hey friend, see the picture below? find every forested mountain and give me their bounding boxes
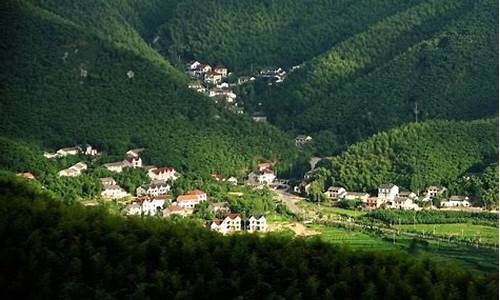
[322,118,498,199]
[1,175,497,299]
[0,0,300,176]
[261,0,498,150]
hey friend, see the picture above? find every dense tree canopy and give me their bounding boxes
[0,175,498,299]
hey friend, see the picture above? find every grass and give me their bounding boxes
[395,223,499,245]
[309,223,499,274]
[297,201,366,218]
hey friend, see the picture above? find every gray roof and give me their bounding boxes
[379,183,396,189]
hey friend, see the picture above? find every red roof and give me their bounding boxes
[169,204,184,212]
[177,194,198,202]
[187,189,206,196]
[226,213,240,220]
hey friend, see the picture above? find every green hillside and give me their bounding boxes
[0,0,299,176]
[158,0,424,72]
[1,175,497,299]
[323,118,498,199]
[262,0,498,150]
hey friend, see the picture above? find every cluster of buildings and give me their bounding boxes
[103,148,144,173]
[207,214,267,235]
[44,145,98,159]
[323,183,471,210]
[100,177,129,199]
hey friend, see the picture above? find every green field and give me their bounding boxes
[298,201,366,218]
[309,223,499,274]
[308,224,394,250]
[395,223,499,245]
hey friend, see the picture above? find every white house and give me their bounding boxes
[378,183,399,201]
[136,181,171,197]
[214,64,228,77]
[126,148,144,158]
[148,167,177,182]
[426,186,447,198]
[324,186,347,200]
[441,196,471,208]
[218,213,242,234]
[104,161,128,173]
[252,112,267,123]
[245,215,267,233]
[58,162,87,177]
[101,185,129,199]
[257,169,276,185]
[176,189,208,209]
[125,155,142,168]
[56,146,80,157]
[227,176,238,185]
[344,192,370,202]
[188,61,201,71]
[141,198,166,216]
[390,197,420,210]
[205,71,223,84]
[84,145,98,156]
[398,191,417,200]
[100,177,116,186]
[208,202,231,214]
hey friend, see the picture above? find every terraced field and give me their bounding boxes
[395,223,499,245]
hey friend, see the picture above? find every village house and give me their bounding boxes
[163,204,192,217]
[227,176,238,185]
[389,197,420,210]
[344,192,370,202]
[141,197,166,216]
[187,60,201,71]
[136,180,171,197]
[324,186,347,200]
[257,162,274,172]
[148,167,177,182]
[237,76,256,85]
[364,197,384,209]
[208,213,242,235]
[252,112,268,123]
[378,183,399,201]
[103,161,129,173]
[398,191,417,200]
[204,71,223,84]
[426,186,447,198]
[244,215,267,233]
[208,202,231,215]
[101,185,129,199]
[211,173,225,181]
[58,162,87,177]
[56,146,81,157]
[16,172,36,180]
[441,196,471,208]
[83,145,98,156]
[126,148,144,158]
[295,135,313,146]
[213,64,228,77]
[125,155,142,168]
[257,169,276,185]
[176,189,208,209]
[100,177,116,186]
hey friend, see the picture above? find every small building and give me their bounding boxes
[125,155,142,168]
[56,146,80,157]
[426,186,447,198]
[163,204,192,217]
[84,145,98,156]
[148,167,177,182]
[221,213,242,234]
[398,191,417,200]
[257,162,274,172]
[378,183,399,201]
[244,215,267,233]
[257,169,276,185]
[141,197,166,216]
[58,162,87,177]
[227,176,238,185]
[324,186,347,200]
[188,81,206,93]
[104,161,128,173]
[252,112,267,123]
[344,192,370,202]
[390,197,420,210]
[205,71,223,84]
[126,148,145,158]
[365,197,384,209]
[213,64,228,77]
[295,135,313,146]
[176,189,208,209]
[16,172,36,180]
[136,181,171,197]
[101,185,129,199]
[211,173,225,181]
[100,177,116,186]
[188,61,201,71]
[441,196,471,208]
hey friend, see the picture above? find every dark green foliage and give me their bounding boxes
[262,0,498,150]
[0,0,300,177]
[366,209,499,226]
[325,119,498,198]
[0,176,498,299]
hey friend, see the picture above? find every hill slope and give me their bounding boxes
[262,0,498,149]
[323,118,498,195]
[0,175,497,299]
[0,0,299,176]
